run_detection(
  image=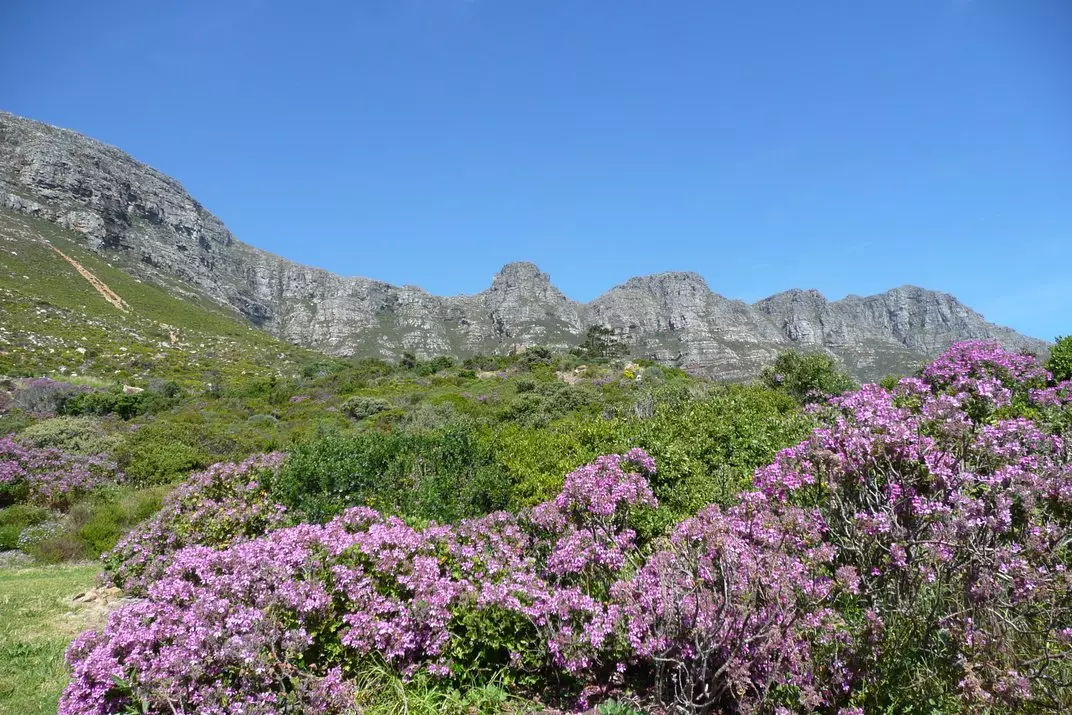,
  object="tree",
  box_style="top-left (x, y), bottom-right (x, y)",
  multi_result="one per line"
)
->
top-left (760, 350), bottom-right (857, 404)
top-left (576, 325), bottom-right (628, 360)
